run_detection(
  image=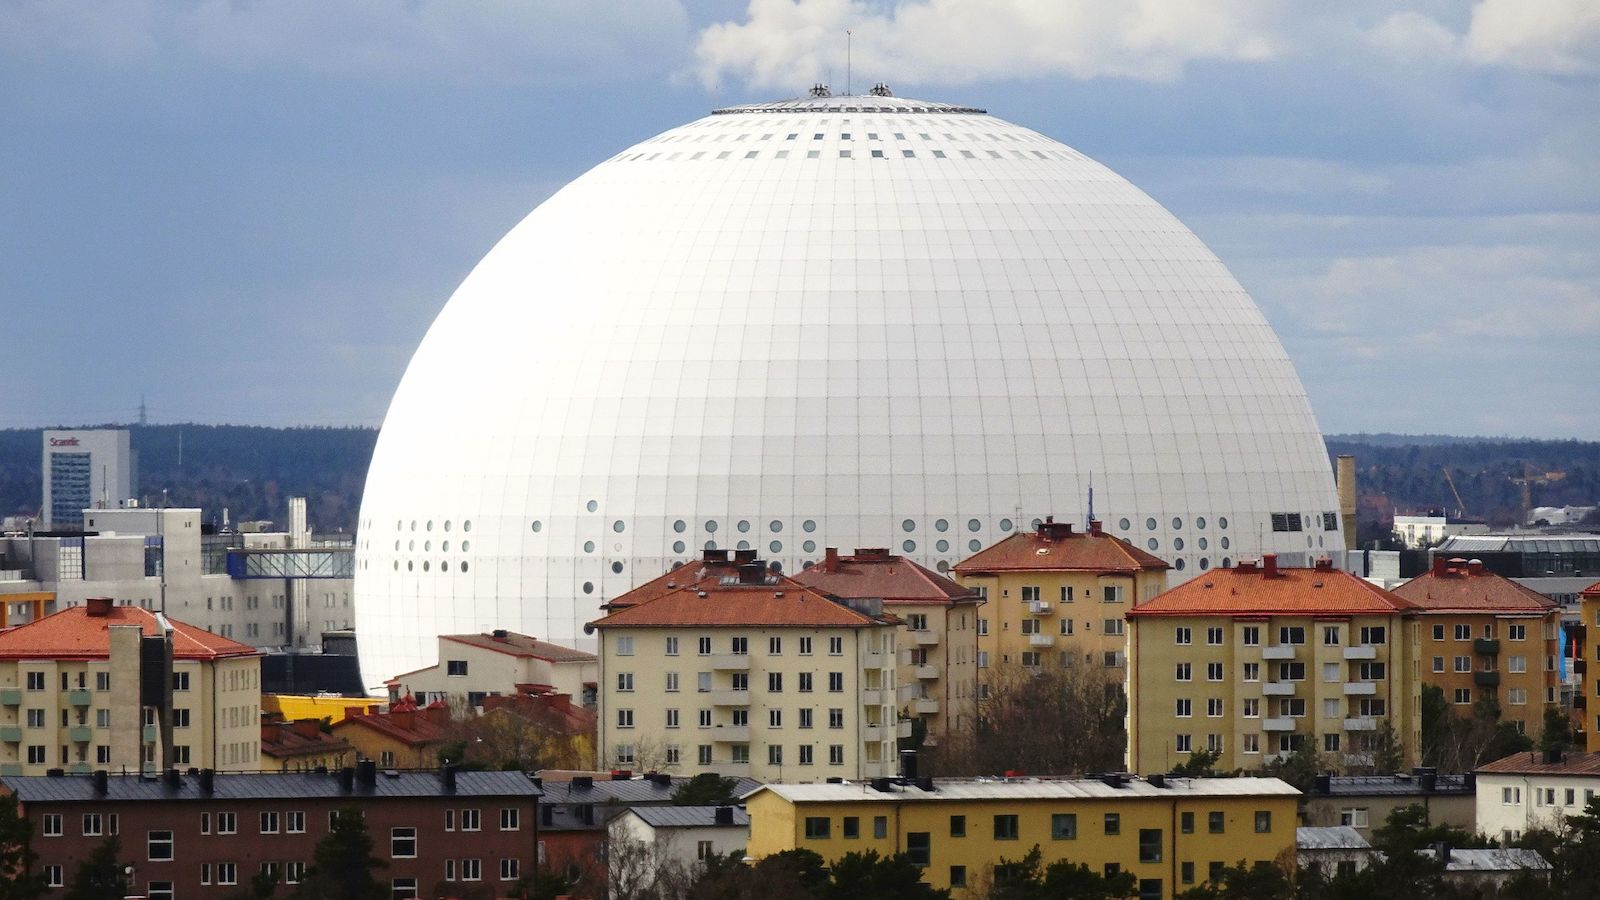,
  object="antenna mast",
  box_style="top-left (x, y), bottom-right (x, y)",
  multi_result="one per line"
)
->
top-left (846, 30), bottom-right (852, 96)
